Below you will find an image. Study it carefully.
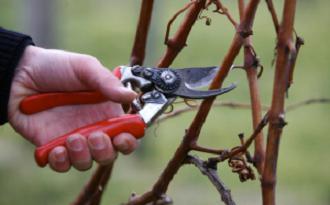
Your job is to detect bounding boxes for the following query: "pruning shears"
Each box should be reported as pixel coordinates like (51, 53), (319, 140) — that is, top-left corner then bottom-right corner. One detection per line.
(20, 65), (236, 167)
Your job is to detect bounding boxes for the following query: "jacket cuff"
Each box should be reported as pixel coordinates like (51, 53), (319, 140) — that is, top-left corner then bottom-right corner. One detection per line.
(0, 28), (34, 124)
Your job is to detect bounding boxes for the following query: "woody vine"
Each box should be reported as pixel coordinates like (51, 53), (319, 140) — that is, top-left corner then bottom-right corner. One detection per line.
(68, 0), (312, 204)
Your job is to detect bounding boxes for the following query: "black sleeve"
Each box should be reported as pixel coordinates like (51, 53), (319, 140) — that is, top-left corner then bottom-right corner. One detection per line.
(0, 28), (34, 125)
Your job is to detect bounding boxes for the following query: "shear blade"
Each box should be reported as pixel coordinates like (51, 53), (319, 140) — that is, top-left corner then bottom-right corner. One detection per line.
(173, 83), (236, 99)
(170, 66), (236, 99)
(174, 66), (220, 88)
(135, 65), (236, 98)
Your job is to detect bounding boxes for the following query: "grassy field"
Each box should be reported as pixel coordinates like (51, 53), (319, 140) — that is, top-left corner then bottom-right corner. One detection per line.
(0, 0), (329, 204)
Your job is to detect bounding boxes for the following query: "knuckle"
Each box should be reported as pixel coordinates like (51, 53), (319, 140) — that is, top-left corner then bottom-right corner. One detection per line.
(73, 55), (101, 74)
(82, 55), (101, 67)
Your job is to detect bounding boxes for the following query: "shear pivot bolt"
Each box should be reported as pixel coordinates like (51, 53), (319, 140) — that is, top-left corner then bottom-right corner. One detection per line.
(160, 70), (177, 84)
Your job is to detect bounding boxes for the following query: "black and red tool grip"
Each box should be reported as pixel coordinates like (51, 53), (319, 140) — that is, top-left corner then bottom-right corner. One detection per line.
(18, 66), (146, 167)
(19, 66), (123, 115)
(35, 114), (146, 167)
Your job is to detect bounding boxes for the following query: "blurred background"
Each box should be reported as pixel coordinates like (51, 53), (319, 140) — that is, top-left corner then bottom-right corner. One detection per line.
(0, 0), (329, 204)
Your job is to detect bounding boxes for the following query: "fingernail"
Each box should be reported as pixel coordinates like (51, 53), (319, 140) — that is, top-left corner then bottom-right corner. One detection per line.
(67, 135), (84, 151)
(89, 133), (106, 150)
(55, 149), (66, 162)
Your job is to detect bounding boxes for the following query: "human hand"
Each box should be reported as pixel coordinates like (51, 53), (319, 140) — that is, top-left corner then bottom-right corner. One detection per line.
(8, 46), (139, 172)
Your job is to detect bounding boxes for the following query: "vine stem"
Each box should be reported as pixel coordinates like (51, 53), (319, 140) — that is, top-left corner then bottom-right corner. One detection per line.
(238, 0), (265, 174)
(72, 1), (154, 204)
(157, 98), (330, 123)
(262, 1), (297, 205)
(71, 164), (114, 205)
(127, 1), (208, 204)
(127, 0), (260, 204)
(206, 0), (238, 27)
(219, 113), (268, 162)
(157, 0), (206, 68)
(265, 0), (280, 33)
(130, 0), (154, 66)
(185, 155), (236, 205)
(72, 1), (305, 204)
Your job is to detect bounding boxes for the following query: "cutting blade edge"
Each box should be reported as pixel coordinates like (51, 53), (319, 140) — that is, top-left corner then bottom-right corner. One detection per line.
(175, 66), (220, 88)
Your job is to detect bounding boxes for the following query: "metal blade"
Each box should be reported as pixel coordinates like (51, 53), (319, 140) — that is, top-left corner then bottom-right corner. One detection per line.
(171, 66), (220, 88)
(172, 83), (236, 99)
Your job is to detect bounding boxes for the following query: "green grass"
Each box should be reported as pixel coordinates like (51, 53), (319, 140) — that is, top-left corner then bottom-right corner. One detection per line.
(0, 0), (330, 204)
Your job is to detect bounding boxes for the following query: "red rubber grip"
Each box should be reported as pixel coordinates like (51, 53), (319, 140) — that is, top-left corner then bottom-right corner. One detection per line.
(20, 91), (107, 114)
(35, 114), (146, 167)
(20, 66), (123, 114)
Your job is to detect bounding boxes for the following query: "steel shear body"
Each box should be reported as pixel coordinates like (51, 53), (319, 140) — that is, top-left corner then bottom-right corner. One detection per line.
(20, 65), (236, 167)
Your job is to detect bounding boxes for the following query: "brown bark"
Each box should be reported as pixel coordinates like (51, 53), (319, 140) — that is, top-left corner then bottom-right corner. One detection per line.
(72, 164), (114, 205)
(238, 0), (265, 174)
(73, 1), (155, 204)
(265, 0), (280, 34)
(157, 0), (206, 67)
(262, 1), (297, 205)
(130, 0), (154, 66)
(70, 0), (305, 204)
(127, 0), (260, 204)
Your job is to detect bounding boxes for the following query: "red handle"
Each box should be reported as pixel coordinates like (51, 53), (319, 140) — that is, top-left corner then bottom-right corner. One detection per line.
(35, 114), (146, 167)
(20, 91), (107, 114)
(20, 66), (123, 114)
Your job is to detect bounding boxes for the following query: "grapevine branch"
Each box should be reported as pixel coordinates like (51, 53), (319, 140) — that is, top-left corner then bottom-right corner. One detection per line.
(89, 164), (114, 205)
(262, 1), (298, 205)
(286, 98), (330, 111)
(164, 0), (196, 46)
(288, 33), (304, 89)
(130, 0), (155, 66)
(185, 155), (236, 205)
(217, 113), (269, 162)
(69, 0), (308, 204)
(127, 2), (209, 204)
(157, 98), (330, 123)
(265, 0), (280, 33)
(265, 0), (304, 90)
(206, 0), (238, 27)
(127, 0), (260, 204)
(72, 163), (114, 205)
(158, 0), (207, 68)
(238, 0), (265, 174)
(73, 1), (154, 204)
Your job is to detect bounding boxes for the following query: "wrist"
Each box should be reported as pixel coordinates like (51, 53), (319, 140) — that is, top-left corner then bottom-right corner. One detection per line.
(16, 45), (39, 72)
(0, 29), (34, 124)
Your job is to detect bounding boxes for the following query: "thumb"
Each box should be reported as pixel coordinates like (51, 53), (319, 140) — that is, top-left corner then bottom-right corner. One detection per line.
(72, 55), (137, 103)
